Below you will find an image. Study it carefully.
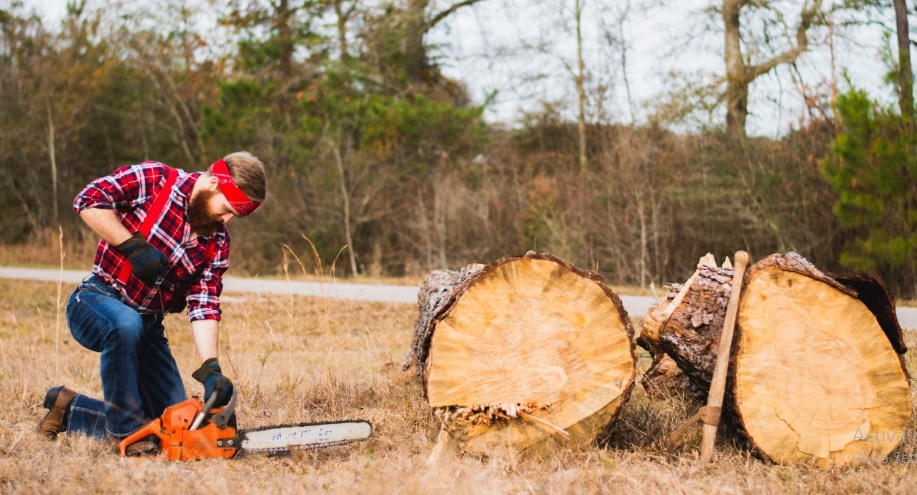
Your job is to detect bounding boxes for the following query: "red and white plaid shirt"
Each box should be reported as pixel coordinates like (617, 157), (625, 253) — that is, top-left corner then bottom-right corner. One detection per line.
(74, 161), (229, 321)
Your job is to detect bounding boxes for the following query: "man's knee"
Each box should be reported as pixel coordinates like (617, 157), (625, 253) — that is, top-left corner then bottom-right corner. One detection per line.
(105, 313), (145, 348)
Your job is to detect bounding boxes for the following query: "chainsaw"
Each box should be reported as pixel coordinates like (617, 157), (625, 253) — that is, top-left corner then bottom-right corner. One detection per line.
(119, 389), (372, 460)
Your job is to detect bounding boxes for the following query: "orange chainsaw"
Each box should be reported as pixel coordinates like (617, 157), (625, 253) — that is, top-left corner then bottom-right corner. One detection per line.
(119, 390), (372, 460)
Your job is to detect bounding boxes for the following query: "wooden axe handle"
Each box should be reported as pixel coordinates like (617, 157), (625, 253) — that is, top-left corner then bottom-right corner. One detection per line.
(700, 250), (749, 463)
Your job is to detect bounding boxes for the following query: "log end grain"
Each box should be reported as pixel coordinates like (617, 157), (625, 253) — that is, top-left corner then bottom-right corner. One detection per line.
(733, 254), (912, 466)
(415, 253), (637, 456)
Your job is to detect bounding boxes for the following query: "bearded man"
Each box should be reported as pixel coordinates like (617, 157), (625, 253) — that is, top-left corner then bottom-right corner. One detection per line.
(37, 152), (267, 455)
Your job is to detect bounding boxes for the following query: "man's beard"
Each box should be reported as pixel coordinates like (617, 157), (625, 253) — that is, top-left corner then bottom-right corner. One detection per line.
(188, 188), (222, 237)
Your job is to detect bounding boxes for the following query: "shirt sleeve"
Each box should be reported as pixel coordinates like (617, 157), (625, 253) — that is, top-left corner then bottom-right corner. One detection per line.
(186, 231), (230, 322)
(73, 162), (162, 213)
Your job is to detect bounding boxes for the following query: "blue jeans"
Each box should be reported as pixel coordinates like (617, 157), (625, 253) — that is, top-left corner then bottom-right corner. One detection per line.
(64, 275), (186, 439)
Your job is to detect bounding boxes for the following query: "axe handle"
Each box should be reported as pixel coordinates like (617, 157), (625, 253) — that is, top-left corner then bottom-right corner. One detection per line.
(700, 250), (749, 463)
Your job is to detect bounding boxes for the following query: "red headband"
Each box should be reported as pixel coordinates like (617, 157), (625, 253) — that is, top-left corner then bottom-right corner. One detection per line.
(210, 159), (261, 216)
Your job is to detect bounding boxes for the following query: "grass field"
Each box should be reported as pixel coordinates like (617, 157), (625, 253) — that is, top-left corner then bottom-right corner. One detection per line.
(2, 278), (917, 494)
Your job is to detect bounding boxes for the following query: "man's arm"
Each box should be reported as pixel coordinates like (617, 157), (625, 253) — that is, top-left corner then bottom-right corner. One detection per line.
(190, 318), (233, 407)
(191, 318), (220, 361)
(80, 207), (169, 283)
(79, 208), (133, 246)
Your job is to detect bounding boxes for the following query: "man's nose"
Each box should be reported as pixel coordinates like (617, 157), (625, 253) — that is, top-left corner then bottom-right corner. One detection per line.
(221, 213), (234, 224)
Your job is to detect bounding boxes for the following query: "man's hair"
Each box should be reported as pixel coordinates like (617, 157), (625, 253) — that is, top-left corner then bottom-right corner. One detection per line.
(223, 151), (267, 203)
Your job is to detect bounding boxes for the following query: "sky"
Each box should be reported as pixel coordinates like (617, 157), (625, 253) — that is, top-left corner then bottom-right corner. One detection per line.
(22, 0), (898, 137)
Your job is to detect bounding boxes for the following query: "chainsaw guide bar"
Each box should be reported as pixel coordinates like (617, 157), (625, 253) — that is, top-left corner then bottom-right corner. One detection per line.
(234, 420), (374, 456)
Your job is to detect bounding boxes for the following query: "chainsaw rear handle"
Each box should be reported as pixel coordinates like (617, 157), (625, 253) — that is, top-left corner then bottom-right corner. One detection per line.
(119, 418), (165, 456)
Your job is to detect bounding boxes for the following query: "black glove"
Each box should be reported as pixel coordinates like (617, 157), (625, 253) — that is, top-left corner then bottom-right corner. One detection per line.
(115, 232), (169, 284)
(192, 358), (233, 407)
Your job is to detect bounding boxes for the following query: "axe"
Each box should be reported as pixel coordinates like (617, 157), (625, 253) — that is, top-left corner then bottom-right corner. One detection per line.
(700, 250), (749, 462)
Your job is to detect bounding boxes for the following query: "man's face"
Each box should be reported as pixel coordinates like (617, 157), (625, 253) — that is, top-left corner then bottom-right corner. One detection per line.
(188, 185), (239, 237)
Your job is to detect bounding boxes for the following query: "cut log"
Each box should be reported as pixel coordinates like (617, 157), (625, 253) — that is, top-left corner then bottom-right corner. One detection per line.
(734, 253), (910, 466)
(640, 252), (912, 466)
(405, 252), (636, 456)
(639, 258), (733, 401)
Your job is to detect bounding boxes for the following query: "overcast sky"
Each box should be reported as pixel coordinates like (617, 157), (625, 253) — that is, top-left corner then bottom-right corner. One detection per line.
(23, 0), (897, 137)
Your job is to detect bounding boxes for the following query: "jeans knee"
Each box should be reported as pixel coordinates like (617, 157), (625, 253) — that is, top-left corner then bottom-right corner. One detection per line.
(106, 314), (144, 348)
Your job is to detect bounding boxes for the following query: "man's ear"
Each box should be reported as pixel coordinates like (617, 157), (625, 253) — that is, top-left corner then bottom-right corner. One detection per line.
(207, 175), (220, 191)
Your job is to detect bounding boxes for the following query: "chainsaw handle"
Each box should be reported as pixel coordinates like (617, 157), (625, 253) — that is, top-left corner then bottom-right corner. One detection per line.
(211, 387), (238, 429)
(190, 392), (219, 430)
(119, 418), (163, 457)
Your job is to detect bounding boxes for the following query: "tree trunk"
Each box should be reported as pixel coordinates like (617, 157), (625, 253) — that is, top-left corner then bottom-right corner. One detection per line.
(403, 0), (430, 85)
(639, 252), (911, 466)
(575, 0), (587, 173)
(276, 0), (293, 79)
(723, 0), (747, 136)
(722, 0), (823, 137)
(333, 0), (351, 59)
(405, 252), (636, 456)
(895, 0), (914, 120)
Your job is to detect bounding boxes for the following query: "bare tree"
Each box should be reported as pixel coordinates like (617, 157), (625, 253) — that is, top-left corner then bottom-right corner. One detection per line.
(722, 0), (825, 136)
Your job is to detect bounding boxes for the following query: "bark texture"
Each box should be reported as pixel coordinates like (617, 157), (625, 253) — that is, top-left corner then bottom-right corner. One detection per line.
(405, 252), (637, 456)
(639, 252), (911, 466)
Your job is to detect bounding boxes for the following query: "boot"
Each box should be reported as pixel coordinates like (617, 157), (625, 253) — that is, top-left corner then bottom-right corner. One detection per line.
(38, 386), (77, 438)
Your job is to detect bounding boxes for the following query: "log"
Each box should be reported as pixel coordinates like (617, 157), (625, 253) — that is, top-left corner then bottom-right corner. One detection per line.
(639, 254), (733, 401)
(405, 252), (637, 456)
(734, 253), (911, 466)
(640, 252), (912, 466)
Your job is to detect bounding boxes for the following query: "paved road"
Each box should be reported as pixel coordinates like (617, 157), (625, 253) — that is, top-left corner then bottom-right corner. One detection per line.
(1, 266), (914, 329)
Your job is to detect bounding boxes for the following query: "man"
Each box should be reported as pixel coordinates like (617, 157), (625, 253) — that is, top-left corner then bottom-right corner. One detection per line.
(38, 152), (267, 455)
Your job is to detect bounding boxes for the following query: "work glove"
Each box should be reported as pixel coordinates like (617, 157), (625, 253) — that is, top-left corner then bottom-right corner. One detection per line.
(192, 358), (234, 408)
(115, 232), (169, 284)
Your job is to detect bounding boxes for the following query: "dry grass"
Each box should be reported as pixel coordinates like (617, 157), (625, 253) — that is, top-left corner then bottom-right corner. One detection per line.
(2, 279), (917, 494)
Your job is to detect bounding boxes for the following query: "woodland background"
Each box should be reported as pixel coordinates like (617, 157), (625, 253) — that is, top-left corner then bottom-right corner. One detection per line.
(1, 0), (915, 298)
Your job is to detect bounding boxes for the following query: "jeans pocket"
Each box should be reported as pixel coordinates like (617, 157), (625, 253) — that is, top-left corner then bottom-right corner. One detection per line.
(79, 277), (120, 299)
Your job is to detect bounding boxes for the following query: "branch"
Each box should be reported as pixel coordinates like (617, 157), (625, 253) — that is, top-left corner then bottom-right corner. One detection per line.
(747, 0), (824, 81)
(424, 0), (484, 33)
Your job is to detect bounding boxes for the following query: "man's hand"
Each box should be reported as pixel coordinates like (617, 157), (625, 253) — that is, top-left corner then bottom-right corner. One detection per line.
(115, 232), (169, 284)
(192, 358), (233, 407)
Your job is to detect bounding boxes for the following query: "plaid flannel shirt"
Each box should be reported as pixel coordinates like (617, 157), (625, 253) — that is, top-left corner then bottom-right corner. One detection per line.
(73, 161), (230, 321)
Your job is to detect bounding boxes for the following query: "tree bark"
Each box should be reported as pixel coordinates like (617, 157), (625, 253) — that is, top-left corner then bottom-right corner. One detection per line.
(401, 0), (484, 87)
(333, 0), (353, 59)
(723, 0), (747, 136)
(722, 0), (823, 136)
(639, 257), (732, 400)
(894, 0), (914, 120)
(575, 0), (587, 173)
(640, 252), (911, 466)
(405, 252), (636, 456)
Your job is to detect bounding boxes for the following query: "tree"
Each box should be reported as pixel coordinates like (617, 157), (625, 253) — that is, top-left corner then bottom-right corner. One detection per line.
(722, 0), (825, 136)
(893, 0), (913, 120)
(822, 87), (917, 296)
(574, 0), (587, 172)
(361, 0), (483, 97)
(221, 0), (328, 82)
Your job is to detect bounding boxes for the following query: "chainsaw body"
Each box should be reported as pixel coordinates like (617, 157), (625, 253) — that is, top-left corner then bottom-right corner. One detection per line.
(119, 395), (238, 460)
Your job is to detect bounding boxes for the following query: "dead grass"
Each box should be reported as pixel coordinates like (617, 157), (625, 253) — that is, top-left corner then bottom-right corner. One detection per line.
(2, 279), (917, 494)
